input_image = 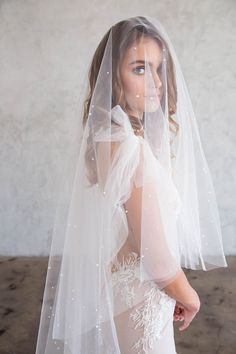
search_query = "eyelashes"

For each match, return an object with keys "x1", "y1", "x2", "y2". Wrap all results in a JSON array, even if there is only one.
[
  {"x1": 132, "y1": 65, "x2": 163, "y2": 75},
  {"x1": 132, "y1": 66, "x2": 145, "y2": 74}
]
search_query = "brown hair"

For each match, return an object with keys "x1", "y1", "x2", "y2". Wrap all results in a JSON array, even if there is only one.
[{"x1": 83, "y1": 16, "x2": 179, "y2": 185}]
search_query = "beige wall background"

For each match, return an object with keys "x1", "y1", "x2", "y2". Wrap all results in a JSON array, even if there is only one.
[{"x1": 0, "y1": 0, "x2": 235, "y2": 256}]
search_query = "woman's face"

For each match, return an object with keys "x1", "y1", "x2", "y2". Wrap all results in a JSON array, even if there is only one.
[{"x1": 119, "y1": 36, "x2": 164, "y2": 118}]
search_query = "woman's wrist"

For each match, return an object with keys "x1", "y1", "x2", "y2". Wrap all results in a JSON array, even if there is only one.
[
  {"x1": 182, "y1": 288, "x2": 200, "y2": 311},
  {"x1": 163, "y1": 270, "x2": 200, "y2": 309}
]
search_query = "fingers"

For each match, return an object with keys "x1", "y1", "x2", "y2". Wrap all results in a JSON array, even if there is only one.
[
  {"x1": 174, "y1": 305, "x2": 183, "y2": 315},
  {"x1": 173, "y1": 314, "x2": 184, "y2": 321},
  {"x1": 173, "y1": 307, "x2": 184, "y2": 321},
  {"x1": 178, "y1": 320, "x2": 190, "y2": 331},
  {"x1": 175, "y1": 314, "x2": 184, "y2": 320},
  {"x1": 174, "y1": 302, "x2": 185, "y2": 322},
  {"x1": 178, "y1": 311, "x2": 195, "y2": 331},
  {"x1": 174, "y1": 301, "x2": 198, "y2": 331}
]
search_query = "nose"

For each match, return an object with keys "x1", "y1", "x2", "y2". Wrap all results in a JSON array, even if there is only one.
[
  {"x1": 147, "y1": 71, "x2": 162, "y2": 90},
  {"x1": 152, "y1": 72, "x2": 162, "y2": 89}
]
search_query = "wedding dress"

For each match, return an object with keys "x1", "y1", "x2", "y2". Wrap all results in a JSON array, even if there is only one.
[{"x1": 101, "y1": 104, "x2": 179, "y2": 354}]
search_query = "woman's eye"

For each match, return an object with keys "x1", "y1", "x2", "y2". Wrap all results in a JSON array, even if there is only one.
[{"x1": 133, "y1": 66, "x2": 145, "y2": 75}]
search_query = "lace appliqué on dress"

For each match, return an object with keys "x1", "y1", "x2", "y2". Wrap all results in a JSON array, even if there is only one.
[
  {"x1": 111, "y1": 251, "x2": 140, "y2": 308},
  {"x1": 110, "y1": 251, "x2": 175, "y2": 354},
  {"x1": 130, "y1": 284, "x2": 174, "y2": 354}
]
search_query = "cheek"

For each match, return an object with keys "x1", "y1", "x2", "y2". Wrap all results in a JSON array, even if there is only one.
[{"x1": 122, "y1": 72, "x2": 145, "y2": 98}]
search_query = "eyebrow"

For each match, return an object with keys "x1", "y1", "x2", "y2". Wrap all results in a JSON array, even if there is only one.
[
  {"x1": 128, "y1": 60, "x2": 152, "y2": 66},
  {"x1": 128, "y1": 59, "x2": 162, "y2": 67}
]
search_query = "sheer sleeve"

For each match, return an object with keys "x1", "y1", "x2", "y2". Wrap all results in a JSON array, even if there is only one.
[
  {"x1": 123, "y1": 139, "x2": 182, "y2": 289},
  {"x1": 96, "y1": 139, "x2": 121, "y2": 191},
  {"x1": 96, "y1": 132, "x2": 182, "y2": 290}
]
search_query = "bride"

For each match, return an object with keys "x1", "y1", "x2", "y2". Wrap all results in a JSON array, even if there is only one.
[{"x1": 35, "y1": 16, "x2": 227, "y2": 354}]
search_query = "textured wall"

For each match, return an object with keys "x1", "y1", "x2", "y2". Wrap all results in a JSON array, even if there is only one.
[{"x1": 0, "y1": 0, "x2": 235, "y2": 256}]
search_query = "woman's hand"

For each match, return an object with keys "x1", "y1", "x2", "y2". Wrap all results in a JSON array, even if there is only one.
[
  {"x1": 163, "y1": 269, "x2": 201, "y2": 331},
  {"x1": 173, "y1": 298, "x2": 200, "y2": 331}
]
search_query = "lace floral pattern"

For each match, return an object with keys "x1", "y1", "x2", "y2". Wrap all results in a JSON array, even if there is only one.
[
  {"x1": 130, "y1": 284, "x2": 175, "y2": 353},
  {"x1": 111, "y1": 252, "x2": 140, "y2": 307},
  {"x1": 110, "y1": 251, "x2": 176, "y2": 354}
]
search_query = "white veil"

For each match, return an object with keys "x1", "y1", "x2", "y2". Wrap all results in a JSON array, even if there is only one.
[{"x1": 35, "y1": 16, "x2": 227, "y2": 354}]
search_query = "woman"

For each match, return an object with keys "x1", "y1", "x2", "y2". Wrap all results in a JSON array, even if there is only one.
[{"x1": 35, "y1": 16, "x2": 227, "y2": 354}]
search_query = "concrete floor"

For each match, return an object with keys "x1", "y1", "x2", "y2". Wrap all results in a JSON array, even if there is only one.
[{"x1": 0, "y1": 256, "x2": 235, "y2": 354}]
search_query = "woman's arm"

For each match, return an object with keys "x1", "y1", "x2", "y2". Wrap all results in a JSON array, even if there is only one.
[
  {"x1": 124, "y1": 179, "x2": 200, "y2": 309},
  {"x1": 163, "y1": 268, "x2": 200, "y2": 310},
  {"x1": 124, "y1": 180, "x2": 183, "y2": 289}
]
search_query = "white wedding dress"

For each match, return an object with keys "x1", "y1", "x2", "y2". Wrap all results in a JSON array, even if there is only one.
[
  {"x1": 45, "y1": 105, "x2": 181, "y2": 354},
  {"x1": 97, "y1": 105, "x2": 180, "y2": 354}
]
